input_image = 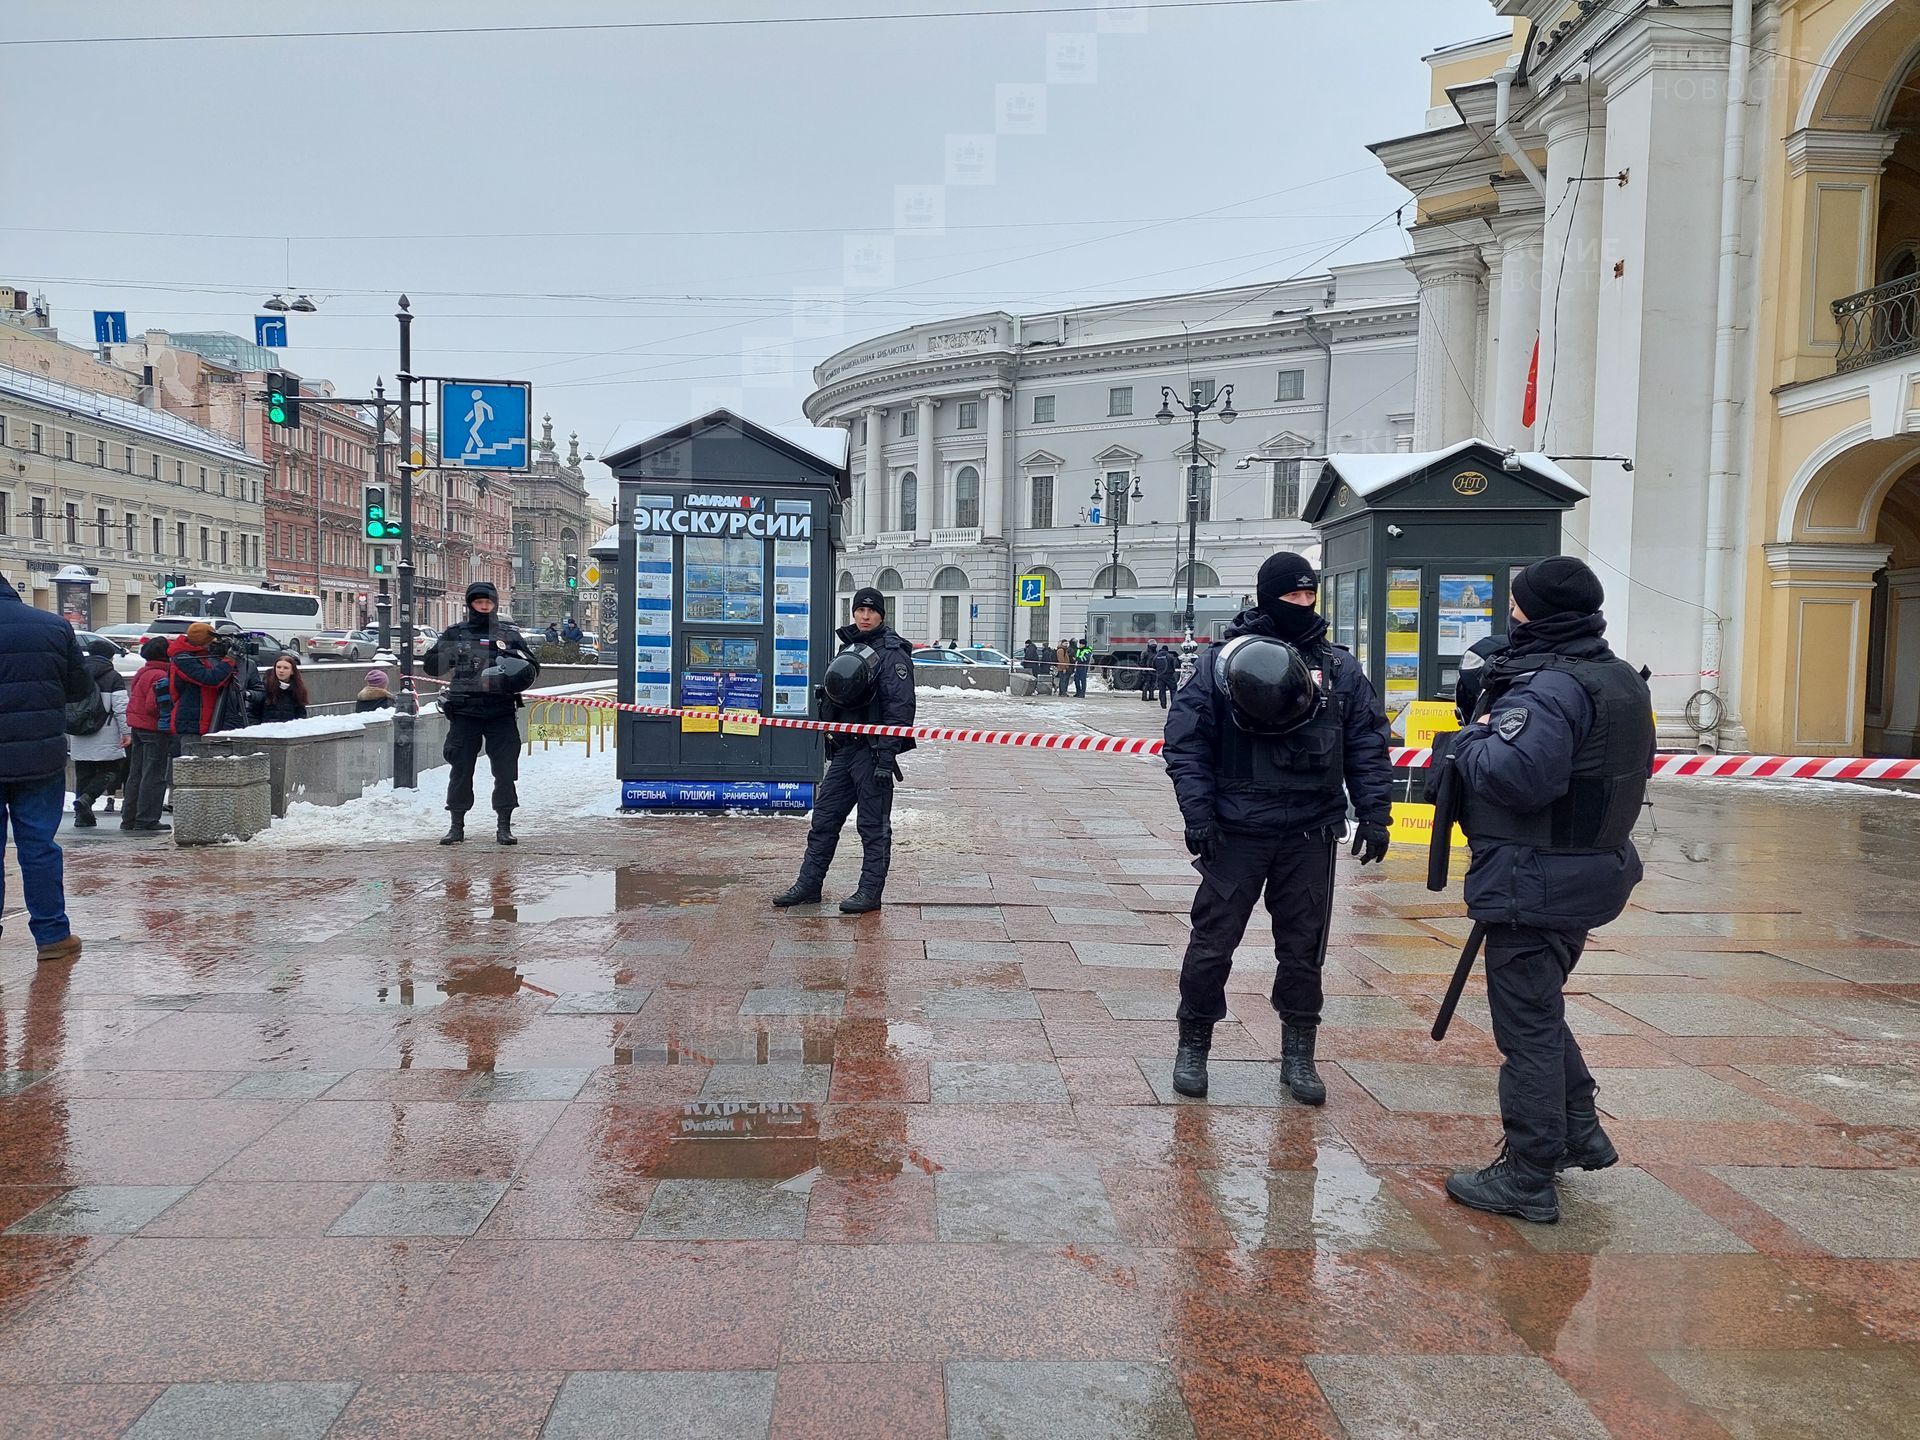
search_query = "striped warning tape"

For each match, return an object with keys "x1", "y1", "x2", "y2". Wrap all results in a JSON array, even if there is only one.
[{"x1": 525, "y1": 692, "x2": 1920, "y2": 781}]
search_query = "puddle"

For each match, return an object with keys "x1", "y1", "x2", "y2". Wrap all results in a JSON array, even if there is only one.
[
  {"x1": 474, "y1": 869, "x2": 727, "y2": 923},
  {"x1": 615, "y1": 1028, "x2": 837, "y2": 1066}
]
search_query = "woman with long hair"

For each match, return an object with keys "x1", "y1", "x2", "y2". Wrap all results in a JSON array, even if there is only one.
[{"x1": 253, "y1": 652, "x2": 309, "y2": 724}]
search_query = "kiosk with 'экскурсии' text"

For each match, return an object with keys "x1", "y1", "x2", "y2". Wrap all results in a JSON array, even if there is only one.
[
  {"x1": 604, "y1": 410, "x2": 844, "y2": 811},
  {"x1": 1303, "y1": 439, "x2": 1585, "y2": 740}
]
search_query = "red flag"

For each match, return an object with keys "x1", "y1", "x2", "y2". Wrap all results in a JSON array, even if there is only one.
[{"x1": 1521, "y1": 337, "x2": 1540, "y2": 430}]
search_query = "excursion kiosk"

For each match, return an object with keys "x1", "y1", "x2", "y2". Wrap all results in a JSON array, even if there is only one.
[
  {"x1": 1303, "y1": 440, "x2": 1586, "y2": 736},
  {"x1": 603, "y1": 410, "x2": 844, "y2": 810}
]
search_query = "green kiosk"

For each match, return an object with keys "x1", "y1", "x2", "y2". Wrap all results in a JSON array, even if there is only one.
[{"x1": 1302, "y1": 440, "x2": 1585, "y2": 737}]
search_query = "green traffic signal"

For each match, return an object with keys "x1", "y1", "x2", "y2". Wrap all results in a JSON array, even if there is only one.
[{"x1": 267, "y1": 389, "x2": 288, "y2": 425}]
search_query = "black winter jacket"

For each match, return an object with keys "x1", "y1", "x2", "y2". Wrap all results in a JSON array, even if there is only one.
[
  {"x1": 0, "y1": 577, "x2": 95, "y2": 781},
  {"x1": 1164, "y1": 606, "x2": 1393, "y2": 836},
  {"x1": 1450, "y1": 611, "x2": 1653, "y2": 931},
  {"x1": 825, "y1": 622, "x2": 915, "y2": 757},
  {"x1": 424, "y1": 606, "x2": 539, "y2": 720}
]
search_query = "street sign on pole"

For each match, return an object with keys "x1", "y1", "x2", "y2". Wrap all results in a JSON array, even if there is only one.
[
  {"x1": 583, "y1": 562, "x2": 602, "y2": 586},
  {"x1": 254, "y1": 315, "x2": 288, "y2": 348},
  {"x1": 1016, "y1": 574, "x2": 1046, "y2": 607},
  {"x1": 436, "y1": 379, "x2": 532, "y2": 470},
  {"x1": 92, "y1": 311, "x2": 126, "y2": 345}
]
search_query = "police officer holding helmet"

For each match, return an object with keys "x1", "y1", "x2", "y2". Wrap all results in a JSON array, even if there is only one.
[
  {"x1": 423, "y1": 579, "x2": 540, "y2": 846},
  {"x1": 1438, "y1": 555, "x2": 1653, "y2": 1224},
  {"x1": 1164, "y1": 552, "x2": 1394, "y2": 1103},
  {"x1": 773, "y1": 586, "x2": 915, "y2": 914}
]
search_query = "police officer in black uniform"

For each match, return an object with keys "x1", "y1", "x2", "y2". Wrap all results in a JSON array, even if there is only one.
[
  {"x1": 1439, "y1": 556, "x2": 1653, "y2": 1224},
  {"x1": 772, "y1": 586, "x2": 916, "y2": 914},
  {"x1": 423, "y1": 580, "x2": 540, "y2": 846},
  {"x1": 1164, "y1": 552, "x2": 1395, "y2": 1103}
]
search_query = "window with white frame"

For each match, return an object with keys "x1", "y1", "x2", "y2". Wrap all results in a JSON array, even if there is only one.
[
  {"x1": 123, "y1": 446, "x2": 133, "y2": 471},
  {"x1": 901, "y1": 409, "x2": 916, "y2": 438},
  {"x1": 1030, "y1": 474, "x2": 1054, "y2": 530},
  {"x1": 957, "y1": 401, "x2": 979, "y2": 431},
  {"x1": 1105, "y1": 470, "x2": 1132, "y2": 525},
  {"x1": 31, "y1": 497, "x2": 45, "y2": 540},
  {"x1": 1032, "y1": 395, "x2": 1055, "y2": 424},
  {"x1": 899, "y1": 472, "x2": 917, "y2": 532},
  {"x1": 1190, "y1": 379, "x2": 1216, "y2": 407},
  {"x1": 954, "y1": 466, "x2": 980, "y2": 527},
  {"x1": 1187, "y1": 464, "x2": 1213, "y2": 523},
  {"x1": 30, "y1": 424, "x2": 43, "y2": 453},
  {"x1": 64, "y1": 431, "x2": 75, "y2": 461},
  {"x1": 152, "y1": 517, "x2": 163, "y2": 555},
  {"x1": 65, "y1": 503, "x2": 78, "y2": 544},
  {"x1": 1271, "y1": 458, "x2": 1302, "y2": 519},
  {"x1": 1109, "y1": 386, "x2": 1132, "y2": 417},
  {"x1": 0, "y1": 493, "x2": 9, "y2": 535},
  {"x1": 1276, "y1": 368, "x2": 1305, "y2": 402}
]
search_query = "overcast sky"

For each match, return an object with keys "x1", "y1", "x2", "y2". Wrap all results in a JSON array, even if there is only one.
[{"x1": 1, "y1": 0, "x2": 1496, "y2": 495}]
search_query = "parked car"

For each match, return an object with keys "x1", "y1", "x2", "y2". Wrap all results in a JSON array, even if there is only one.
[
  {"x1": 312, "y1": 629, "x2": 379, "y2": 663},
  {"x1": 75, "y1": 631, "x2": 142, "y2": 679},
  {"x1": 576, "y1": 631, "x2": 601, "y2": 663},
  {"x1": 957, "y1": 646, "x2": 1015, "y2": 669}
]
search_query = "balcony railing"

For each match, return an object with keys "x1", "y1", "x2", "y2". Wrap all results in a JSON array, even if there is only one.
[{"x1": 1833, "y1": 272, "x2": 1920, "y2": 372}]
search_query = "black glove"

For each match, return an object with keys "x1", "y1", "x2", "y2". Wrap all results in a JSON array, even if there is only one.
[
  {"x1": 1184, "y1": 823, "x2": 1218, "y2": 862},
  {"x1": 1351, "y1": 822, "x2": 1390, "y2": 866}
]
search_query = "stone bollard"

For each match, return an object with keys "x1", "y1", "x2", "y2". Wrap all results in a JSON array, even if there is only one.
[{"x1": 171, "y1": 752, "x2": 273, "y2": 845}]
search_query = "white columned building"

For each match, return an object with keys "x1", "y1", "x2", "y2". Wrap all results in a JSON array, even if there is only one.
[{"x1": 805, "y1": 264, "x2": 1418, "y2": 649}]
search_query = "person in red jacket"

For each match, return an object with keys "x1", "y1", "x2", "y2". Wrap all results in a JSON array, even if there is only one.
[
  {"x1": 121, "y1": 636, "x2": 174, "y2": 833},
  {"x1": 167, "y1": 622, "x2": 236, "y2": 738}
]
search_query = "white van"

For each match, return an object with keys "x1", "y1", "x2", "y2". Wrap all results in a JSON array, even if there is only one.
[{"x1": 164, "y1": 585, "x2": 323, "y2": 653}]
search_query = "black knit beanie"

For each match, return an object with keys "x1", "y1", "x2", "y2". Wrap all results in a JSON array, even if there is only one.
[
  {"x1": 851, "y1": 586, "x2": 885, "y2": 616},
  {"x1": 1256, "y1": 551, "x2": 1319, "y2": 614},
  {"x1": 1512, "y1": 556, "x2": 1604, "y2": 621}
]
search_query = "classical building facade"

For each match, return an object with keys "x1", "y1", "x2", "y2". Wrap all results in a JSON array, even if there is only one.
[
  {"x1": 803, "y1": 264, "x2": 1418, "y2": 648},
  {"x1": 510, "y1": 417, "x2": 593, "y2": 630},
  {"x1": 1376, "y1": 1, "x2": 1920, "y2": 758}
]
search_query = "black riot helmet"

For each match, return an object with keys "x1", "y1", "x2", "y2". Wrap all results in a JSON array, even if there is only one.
[
  {"x1": 1216, "y1": 634, "x2": 1320, "y2": 734},
  {"x1": 479, "y1": 654, "x2": 537, "y2": 695},
  {"x1": 823, "y1": 644, "x2": 880, "y2": 708}
]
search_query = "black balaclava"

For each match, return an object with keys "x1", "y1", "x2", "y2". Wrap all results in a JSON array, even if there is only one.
[{"x1": 1256, "y1": 550, "x2": 1322, "y2": 644}]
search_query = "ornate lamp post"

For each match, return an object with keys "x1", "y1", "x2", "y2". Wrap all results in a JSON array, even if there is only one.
[
  {"x1": 1156, "y1": 381, "x2": 1236, "y2": 649},
  {"x1": 1091, "y1": 471, "x2": 1144, "y2": 597}
]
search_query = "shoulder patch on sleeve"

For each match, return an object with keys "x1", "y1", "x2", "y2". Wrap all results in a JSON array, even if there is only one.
[
  {"x1": 895, "y1": 664, "x2": 909, "y2": 681},
  {"x1": 1495, "y1": 708, "x2": 1529, "y2": 742}
]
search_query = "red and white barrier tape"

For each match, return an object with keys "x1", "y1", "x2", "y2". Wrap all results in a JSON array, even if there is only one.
[{"x1": 523, "y1": 691, "x2": 1920, "y2": 781}]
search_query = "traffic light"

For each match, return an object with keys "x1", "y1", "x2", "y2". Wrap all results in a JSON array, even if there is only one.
[
  {"x1": 369, "y1": 548, "x2": 394, "y2": 578},
  {"x1": 265, "y1": 371, "x2": 301, "y2": 428},
  {"x1": 162, "y1": 572, "x2": 184, "y2": 596},
  {"x1": 565, "y1": 553, "x2": 578, "y2": 591},
  {"x1": 363, "y1": 484, "x2": 404, "y2": 542}
]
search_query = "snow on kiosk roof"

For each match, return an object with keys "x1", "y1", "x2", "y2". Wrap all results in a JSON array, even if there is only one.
[{"x1": 1305, "y1": 439, "x2": 1586, "y2": 522}]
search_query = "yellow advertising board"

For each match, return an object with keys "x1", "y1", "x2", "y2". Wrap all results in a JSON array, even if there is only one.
[
  {"x1": 1390, "y1": 800, "x2": 1466, "y2": 849},
  {"x1": 680, "y1": 708, "x2": 719, "y2": 734},
  {"x1": 1403, "y1": 699, "x2": 1461, "y2": 750},
  {"x1": 722, "y1": 710, "x2": 763, "y2": 736}
]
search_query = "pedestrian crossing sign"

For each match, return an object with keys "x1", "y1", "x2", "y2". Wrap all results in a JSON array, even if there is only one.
[{"x1": 1017, "y1": 574, "x2": 1046, "y2": 606}]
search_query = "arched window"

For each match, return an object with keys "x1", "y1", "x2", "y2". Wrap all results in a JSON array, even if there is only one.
[
  {"x1": 875, "y1": 568, "x2": 904, "y2": 617},
  {"x1": 1025, "y1": 567, "x2": 1062, "y2": 645},
  {"x1": 954, "y1": 466, "x2": 980, "y2": 529},
  {"x1": 930, "y1": 566, "x2": 970, "y2": 590},
  {"x1": 837, "y1": 570, "x2": 855, "y2": 592},
  {"x1": 899, "y1": 472, "x2": 917, "y2": 533},
  {"x1": 1093, "y1": 564, "x2": 1137, "y2": 593},
  {"x1": 930, "y1": 566, "x2": 970, "y2": 646},
  {"x1": 1175, "y1": 562, "x2": 1221, "y2": 589}
]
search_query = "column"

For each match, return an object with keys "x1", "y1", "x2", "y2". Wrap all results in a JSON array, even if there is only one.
[
  {"x1": 1760, "y1": 542, "x2": 1892, "y2": 755},
  {"x1": 1488, "y1": 207, "x2": 1545, "y2": 448},
  {"x1": 1887, "y1": 569, "x2": 1920, "y2": 748},
  {"x1": 1406, "y1": 239, "x2": 1486, "y2": 449},
  {"x1": 1537, "y1": 84, "x2": 1606, "y2": 549},
  {"x1": 983, "y1": 388, "x2": 1007, "y2": 539},
  {"x1": 863, "y1": 406, "x2": 885, "y2": 542},
  {"x1": 914, "y1": 397, "x2": 936, "y2": 544}
]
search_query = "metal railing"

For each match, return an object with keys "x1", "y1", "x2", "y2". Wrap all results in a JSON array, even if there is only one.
[
  {"x1": 524, "y1": 695, "x2": 617, "y2": 753},
  {"x1": 1832, "y1": 272, "x2": 1920, "y2": 372}
]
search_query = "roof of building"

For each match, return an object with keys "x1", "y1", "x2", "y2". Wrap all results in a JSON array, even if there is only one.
[
  {"x1": 0, "y1": 360, "x2": 258, "y2": 467},
  {"x1": 1322, "y1": 439, "x2": 1586, "y2": 498}
]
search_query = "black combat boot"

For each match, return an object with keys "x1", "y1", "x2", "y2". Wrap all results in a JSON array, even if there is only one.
[
  {"x1": 73, "y1": 798, "x2": 96, "y2": 829},
  {"x1": 1280, "y1": 1022, "x2": 1327, "y2": 1106},
  {"x1": 439, "y1": 813, "x2": 466, "y2": 846},
  {"x1": 838, "y1": 887, "x2": 883, "y2": 914},
  {"x1": 495, "y1": 811, "x2": 517, "y2": 846},
  {"x1": 771, "y1": 880, "x2": 823, "y2": 908},
  {"x1": 1446, "y1": 1145, "x2": 1560, "y2": 1224},
  {"x1": 1558, "y1": 1095, "x2": 1619, "y2": 1173},
  {"x1": 1172, "y1": 1018, "x2": 1213, "y2": 1098}
]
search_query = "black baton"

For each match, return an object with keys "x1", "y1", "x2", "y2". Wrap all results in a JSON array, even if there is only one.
[{"x1": 1430, "y1": 920, "x2": 1487, "y2": 1043}]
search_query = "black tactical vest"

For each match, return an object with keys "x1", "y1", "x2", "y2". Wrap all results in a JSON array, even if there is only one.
[
  {"x1": 1463, "y1": 652, "x2": 1652, "y2": 852},
  {"x1": 1216, "y1": 648, "x2": 1347, "y2": 797}
]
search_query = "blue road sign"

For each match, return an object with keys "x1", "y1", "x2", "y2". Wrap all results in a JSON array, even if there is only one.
[
  {"x1": 254, "y1": 315, "x2": 288, "y2": 348},
  {"x1": 969, "y1": 603, "x2": 979, "y2": 619},
  {"x1": 1017, "y1": 575, "x2": 1045, "y2": 606},
  {"x1": 1089, "y1": 506, "x2": 1101, "y2": 526},
  {"x1": 92, "y1": 311, "x2": 127, "y2": 345},
  {"x1": 438, "y1": 380, "x2": 532, "y2": 470}
]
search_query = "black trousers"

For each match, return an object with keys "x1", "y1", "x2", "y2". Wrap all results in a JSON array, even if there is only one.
[
  {"x1": 798, "y1": 745, "x2": 893, "y2": 892},
  {"x1": 1073, "y1": 667, "x2": 1088, "y2": 697},
  {"x1": 1486, "y1": 924, "x2": 1593, "y2": 1168},
  {"x1": 123, "y1": 731, "x2": 174, "y2": 827},
  {"x1": 1177, "y1": 827, "x2": 1337, "y2": 1025},
  {"x1": 444, "y1": 712, "x2": 521, "y2": 815},
  {"x1": 1157, "y1": 674, "x2": 1173, "y2": 707},
  {"x1": 73, "y1": 758, "x2": 127, "y2": 807}
]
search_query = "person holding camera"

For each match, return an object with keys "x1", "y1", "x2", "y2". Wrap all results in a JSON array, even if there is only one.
[
  {"x1": 166, "y1": 622, "x2": 237, "y2": 739},
  {"x1": 771, "y1": 587, "x2": 915, "y2": 915},
  {"x1": 424, "y1": 580, "x2": 539, "y2": 846}
]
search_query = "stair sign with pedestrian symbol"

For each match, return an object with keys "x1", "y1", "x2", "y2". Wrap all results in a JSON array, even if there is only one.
[
  {"x1": 437, "y1": 380, "x2": 533, "y2": 471},
  {"x1": 1017, "y1": 574, "x2": 1046, "y2": 607}
]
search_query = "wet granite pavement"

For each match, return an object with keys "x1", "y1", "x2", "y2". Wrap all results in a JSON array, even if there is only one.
[{"x1": 1, "y1": 689, "x2": 1917, "y2": 1437}]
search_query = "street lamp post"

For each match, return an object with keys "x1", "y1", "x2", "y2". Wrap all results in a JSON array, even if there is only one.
[
  {"x1": 1155, "y1": 382, "x2": 1236, "y2": 651},
  {"x1": 1091, "y1": 471, "x2": 1144, "y2": 598}
]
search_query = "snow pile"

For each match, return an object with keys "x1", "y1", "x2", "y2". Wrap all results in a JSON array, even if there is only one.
[{"x1": 216, "y1": 711, "x2": 395, "y2": 741}]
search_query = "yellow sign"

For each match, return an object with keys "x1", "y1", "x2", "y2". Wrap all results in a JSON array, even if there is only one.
[
  {"x1": 1391, "y1": 801, "x2": 1467, "y2": 849},
  {"x1": 529, "y1": 717, "x2": 590, "y2": 743},
  {"x1": 1016, "y1": 574, "x2": 1046, "y2": 607},
  {"x1": 1403, "y1": 699, "x2": 1461, "y2": 750},
  {"x1": 680, "y1": 708, "x2": 719, "y2": 734},
  {"x1": 584, "y1": 563, "x2": 602, "y2": 586},
  {"x1": 721, "y1": 710, "x2": 762, "y2": 736},
  {"x1": 1387, "y1": 586, "x2": 1419, "y2": 609},
  {"x1": 1452, "y1": 470, "x2": 1489, "y2": 496},
  {"x1": 1387, "y1": 631, "x2": 1418, "y2": 655}
]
